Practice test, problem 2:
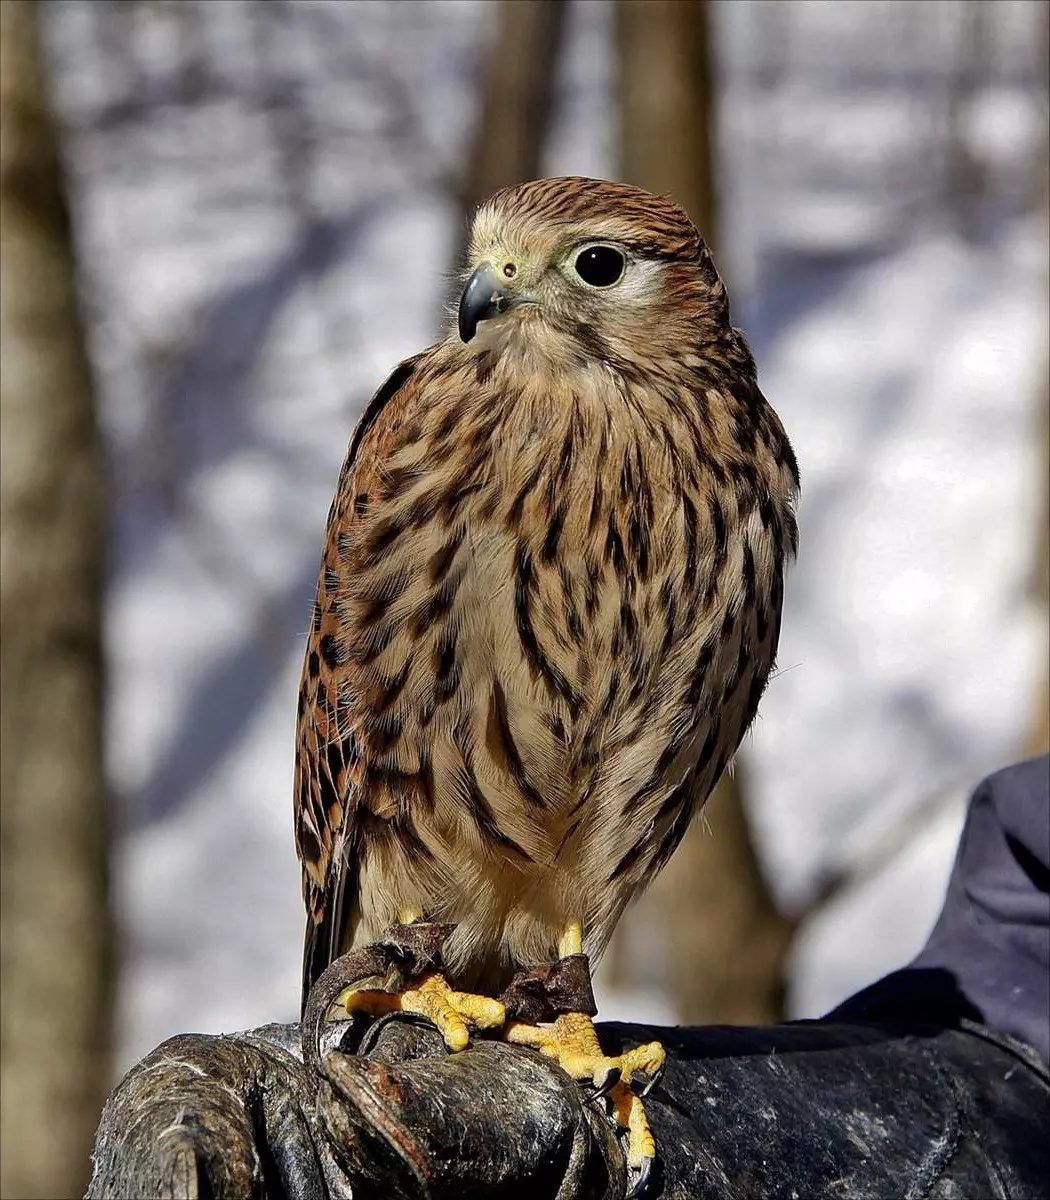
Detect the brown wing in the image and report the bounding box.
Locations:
[295,354,421,1009]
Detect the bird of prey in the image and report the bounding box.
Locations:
[294,176,799,1175]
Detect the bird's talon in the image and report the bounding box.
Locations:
[618,1040,666,1090]
[634,1068,661,1098]
[588,1062,622,1098]
[343,972,505,1053]
[626,1051,665,1097]
[626,1152,654,1199]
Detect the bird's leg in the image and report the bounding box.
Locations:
[340,909,506,1052]
[503,920,664,1176]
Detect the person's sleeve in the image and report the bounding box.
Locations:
[829,754,1050,1062]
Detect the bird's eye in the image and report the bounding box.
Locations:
[573,245,625,288]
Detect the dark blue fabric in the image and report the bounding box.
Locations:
[830,754,1050,1062]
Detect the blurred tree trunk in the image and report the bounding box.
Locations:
[943,0,990,240]
[617,0,716,247]
[0,3,113,1197]
[457,0,567,252]
[611,0,795,1024]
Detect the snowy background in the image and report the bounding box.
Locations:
[44,0,1048,1072]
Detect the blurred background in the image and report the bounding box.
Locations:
[1,0,1047,1195]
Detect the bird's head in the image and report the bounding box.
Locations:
[456,177,729,369]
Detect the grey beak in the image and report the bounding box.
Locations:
[458,264,514,343]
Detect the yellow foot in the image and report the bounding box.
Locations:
[505,1010,664,1092]
[342,972,506,1052]
[505,1009,664,1173]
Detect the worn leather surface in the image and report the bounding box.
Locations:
[617,1017,1048,1199]
[87,1007,1048,1200]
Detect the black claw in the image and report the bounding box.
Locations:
[626,1154,653,1198]
[632,1059,665,1098]
[302,944,391,1075]
[301,922,456,1076]
[583,1063,622,1101]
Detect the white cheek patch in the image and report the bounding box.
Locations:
[613,258,667,307]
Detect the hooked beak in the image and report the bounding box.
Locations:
[458,264,516,343]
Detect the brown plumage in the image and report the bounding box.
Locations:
[295,176,799,1008]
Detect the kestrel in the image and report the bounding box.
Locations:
[295,176,798,1178]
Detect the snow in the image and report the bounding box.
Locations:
[42,0,1048,1072]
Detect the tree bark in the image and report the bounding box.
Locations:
[0,4,113,1197]
[613,0,794,1025]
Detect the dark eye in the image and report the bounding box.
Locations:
[573,245,625,288]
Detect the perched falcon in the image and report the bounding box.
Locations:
[295,176,798,1174]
